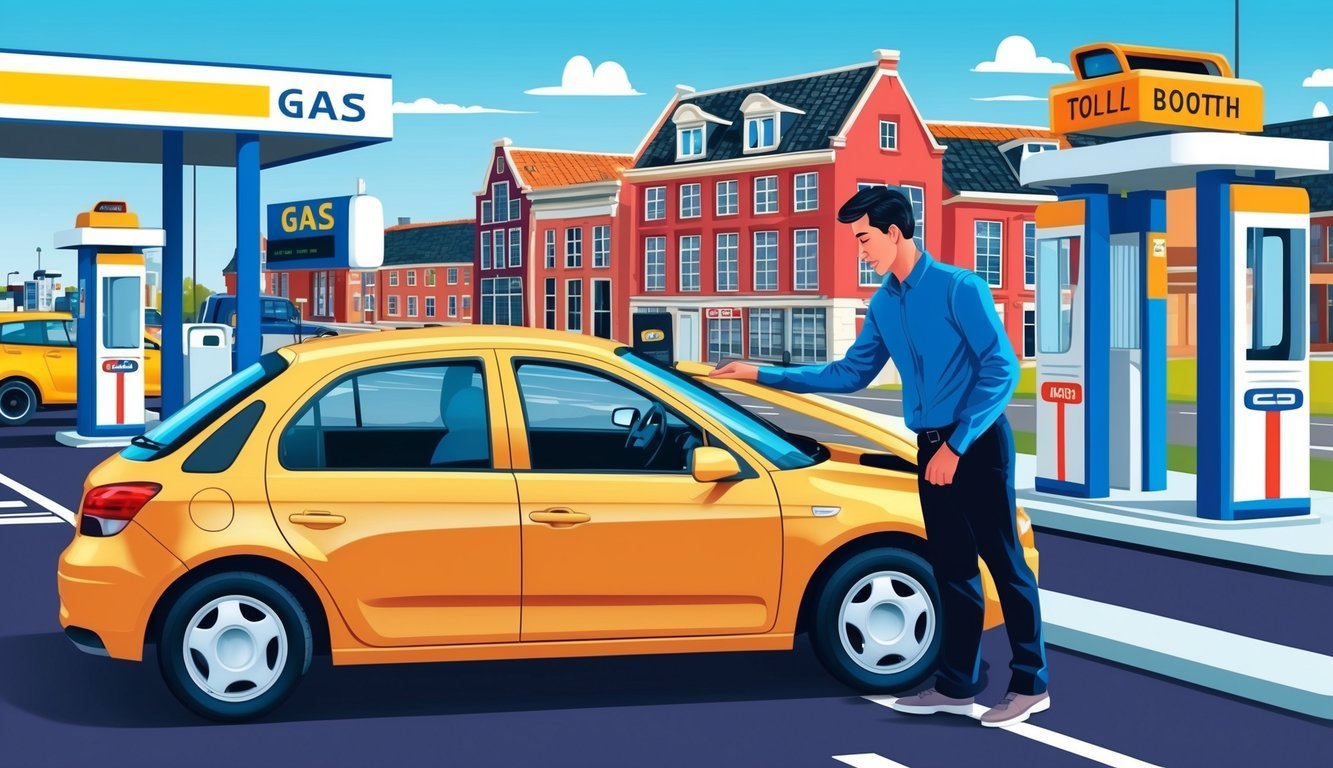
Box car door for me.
[266,350,522,647]
[38,320,77,399]
[142,335,161,397]
[1,321,56,400]
[499,350,783,643]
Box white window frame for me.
[754,175,778,215]
[481,200,493,225]
[753,231,778,291]
[591,278,613,340]
[645,186,666,221]
[407,295,418,318]
[492,182,511,224]
[676,124,705,161]
[447,267,458,285]
[509,226,522,268]
[387,295,399,317]
[593,225,611,269]
[565,227,583,268]
[493,230,506,270]
[789,307,827,363]
[545,229,556,269]
[1024,221,1036,289]
[794,172,818,212]
[1022,303,1036,359]
[544,277,557,329]
[879,120,898,151]
[481,233,492,270]
[902,184,926,251]
[407,270,416,287]
[974,220,1003,288]
[388,271,399,287]
[680,183,701,219]
[744,114,778,153]
[716,180,738,216]
[426,296,436,317]
[794,228,819,290]
[565,278,583,333]
[679,235,701,292]
[495,156,503,174]
[462,295,472,317]
[644,236,666,291]
[716,233,739,292]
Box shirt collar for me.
[883,251,935,294]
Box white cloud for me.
[973,36,1072,74]
[973,95,1048,102]
[1316,101,1331,118]
[393,98,532,115]
[525,55,644,96]
[1304,69,1333,87]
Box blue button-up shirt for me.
[758,252,1018,455]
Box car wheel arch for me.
[0,375,42,402]
[144,554,332,656]
[795,531,928,636]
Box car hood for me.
[673,361,918,464]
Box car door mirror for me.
[691,446,741,483]
[611,407,639,429]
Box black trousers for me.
[917,415,1048,698]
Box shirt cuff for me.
[946,429,974,456]
[757,367,785,386]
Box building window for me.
[389,271,399,287]
[716,233,739,292]
[677,125,705,160]
[545,229,556,269]
[407,270,417,287]
[794,172,818,212]
[509,196,520,222]
[424,268,435,287]
[493,182,510,223]
[544,277,557,329]
[566,279,583,332]
[716,180,738,216]
[462,295,471,317]
[707,317,743,364]
[745,115,776,152]
[860,256,879,286]
[680,183,701,219]
[407,296,418,317]
[645,186,666,221]
[481,234,492,270]
[447,267,458,285]
[644,236,666,291]
[481,200,493,225]
[902,184,925,251]
[794,229,819,290]
[754,231,778,291]
[593,225,610,268]
[593,279,612,339]
[1024,222,1036,289]
[363,293,374,311]
[565,227,583,268]
[446,296,456,318]
[494,230,506,269]
[754,176,778,215]
[480,276,523,326]
[363,271,375,287]
[509,227,522,267]
[496,156,504,174]
[790,307,827,363]
[426,296,436,317]
[749,308,785,361]
[387,295,399,316]
[1023,305,1036,359]
[975,220,1003,287]
[880,120,898,151]
[314,271,329,317]
[679,235,701,292]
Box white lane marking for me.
[0,511,51,518]
[829,393,902,403]
[0,500,27,509]
[1008,403,1034,409]
[1178,411,1197,416]
[833,754,912,768]
[865,696,1162,768]
[1311,446,1333,455]
[0,516,64,526]
[0,472,76,525]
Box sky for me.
[2,0,1331,290]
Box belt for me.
[919,424,957,445]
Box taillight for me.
[79,483,162,537]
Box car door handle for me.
[45,352,62,358]
[528,508,590,527]
[289,511,346,529]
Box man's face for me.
[850,215,896,276]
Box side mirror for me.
[611,407,639,429]
[691,446,741,483]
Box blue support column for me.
[161,131,185,416]
[1196,170,1233,519]
[1080,187,1112,499]
[1128,190,1168,491]
[235,134,261,368]
[75,248,98,438]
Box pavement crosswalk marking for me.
[0,516,66,526]
[864,696,1163,768]
[0,472,76,525]
[0,500,28,509]
[833,754,912,768]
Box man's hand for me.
[710,361,759,381]
[925,443,960,485]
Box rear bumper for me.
[63,625,109,657]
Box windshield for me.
[121,352,288,461]
[616,348,818,470]
[144,308,163,325]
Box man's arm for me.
[946,273,1019,455]
[756,303,890,394]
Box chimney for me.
[675,84,695,98]
[875,49,901,71]
[397,217,411,226]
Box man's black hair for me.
[837,186,915,239]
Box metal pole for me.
[235,134,262,368]
[35,246,41,272]
[1234,0,1240,77]
[192,164,197,322]
[162,131,185,416]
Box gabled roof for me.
[927,123,1104,197]
[383,219,475,266]
[635,65,879,169]
[1262,116,1333,211]
[508,149,632,190]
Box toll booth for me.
[1022,43,1328,520]
[54,202,164,446]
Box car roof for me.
[0,311,71,321]
[284,325,626,365]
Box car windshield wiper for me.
[131,435,165,451]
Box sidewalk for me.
[1013,455,1333,576]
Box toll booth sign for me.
[632,312,674,366]
[1050,71,1263,137]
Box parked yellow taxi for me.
[57,326,1037,721]
[0,311,161,426]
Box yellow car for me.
[57,326,1038,721]
[0,311,161,426]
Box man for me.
[711,186,1049,727]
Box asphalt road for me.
[0,408,1329,767]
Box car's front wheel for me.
[0,379,38,426]
[810,548,942,693]
[158,572,312,722]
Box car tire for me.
[158,572,312,722]
[810,548,942,693]
[0,380,38,427]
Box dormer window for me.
[998,139,1062,180]
[672,103,730,162]
[739,93,805,155]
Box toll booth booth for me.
[1022,43,1329,521]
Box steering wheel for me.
[623,402,668,468]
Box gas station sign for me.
[266,194,384,271]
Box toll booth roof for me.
[0,49,391,168]
[1020,133,1332,192]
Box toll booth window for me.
[1038,238,1080,354]
[1245,228,1305,361]
[279,360,491,471]
[1076,50,1122,79]
[102,276,141,349]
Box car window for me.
[515,361,703,473]
[44,321,73,347]
[262,299,287,322]
[280,360,490,471]
[65,321,77,345]
[0,321,47,345]
[144,308,163,325]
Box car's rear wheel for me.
[0,380,38,426]
[158,572,312,722]
[810,548,941,693]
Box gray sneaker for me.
[888,688,975,716]
[980,691,1051,727]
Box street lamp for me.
[35,246,41,273]
[5,270,18,286]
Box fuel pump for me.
[54,201,165,447]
